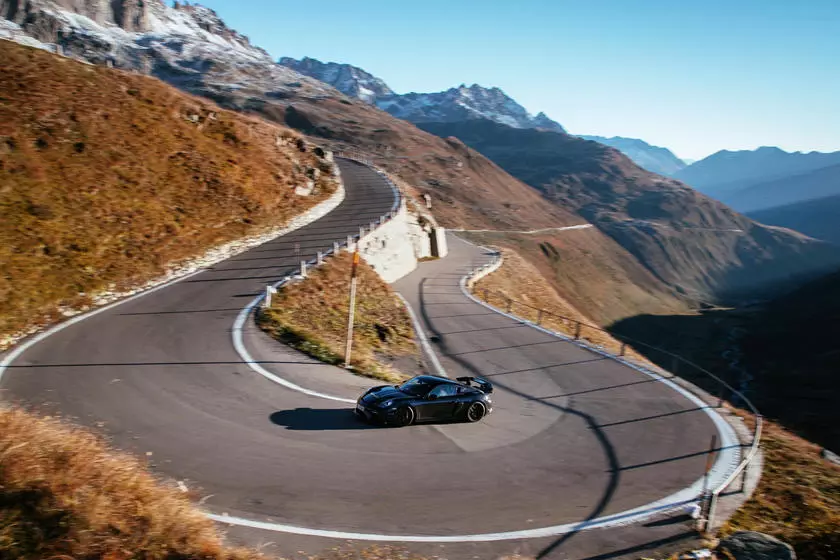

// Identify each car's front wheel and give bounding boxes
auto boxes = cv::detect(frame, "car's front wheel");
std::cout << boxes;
[465,402,486,423]
[393,406,415,427]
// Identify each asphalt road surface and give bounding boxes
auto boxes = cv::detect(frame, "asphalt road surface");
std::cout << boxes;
[1,158,730,559]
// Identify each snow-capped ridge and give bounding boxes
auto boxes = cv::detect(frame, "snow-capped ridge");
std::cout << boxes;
[278,56,566,133]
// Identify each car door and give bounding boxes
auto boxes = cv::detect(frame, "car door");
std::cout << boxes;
[418,383,460,421]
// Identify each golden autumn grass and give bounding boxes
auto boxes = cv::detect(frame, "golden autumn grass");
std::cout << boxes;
[257,252,419,382]
[0,40,336,345]
[471,247,651,363]
[0,407,266,560]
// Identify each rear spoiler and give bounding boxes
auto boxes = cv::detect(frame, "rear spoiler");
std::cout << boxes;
[456,376,493,394]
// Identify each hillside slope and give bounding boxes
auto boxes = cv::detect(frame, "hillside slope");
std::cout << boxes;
[0,40,335,342]
[748,194,840,246]
[418,119,840,302]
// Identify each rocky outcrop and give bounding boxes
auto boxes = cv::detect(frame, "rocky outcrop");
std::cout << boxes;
[716,532,796,560]
[1,0,149,39]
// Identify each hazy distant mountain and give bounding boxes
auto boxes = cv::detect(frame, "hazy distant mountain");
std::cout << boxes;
[723,162,840,212]
[674,146,840,199]
[579,135,686,176]
[749,194,840,246]
[277,57,566,133]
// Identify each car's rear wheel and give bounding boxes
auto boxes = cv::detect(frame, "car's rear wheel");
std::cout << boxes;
[393,406,415,427]
[465,402,486,423]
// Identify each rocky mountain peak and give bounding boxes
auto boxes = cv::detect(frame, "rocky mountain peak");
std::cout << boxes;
[277,56,394,102]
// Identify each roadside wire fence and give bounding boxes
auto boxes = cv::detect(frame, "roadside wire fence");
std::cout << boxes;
[467,259,762,531]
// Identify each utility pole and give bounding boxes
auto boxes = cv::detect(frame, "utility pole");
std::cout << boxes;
[343,251,361,369]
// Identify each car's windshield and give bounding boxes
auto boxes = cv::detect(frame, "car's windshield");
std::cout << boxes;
[398,378,434,397]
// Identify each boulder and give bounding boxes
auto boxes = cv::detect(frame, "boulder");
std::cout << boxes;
[716,531,795,560]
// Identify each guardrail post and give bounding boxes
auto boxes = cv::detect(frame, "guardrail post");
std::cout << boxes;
[619,342,627,356]
[317,251,323,265]
[574,322,582,340]
[333,241,340,254]
[370,221,376,232]
[347,235,353,251]
[300,260,307,278]
[264,286,275,308]
[359,226,365,237]
[536,309,543,326]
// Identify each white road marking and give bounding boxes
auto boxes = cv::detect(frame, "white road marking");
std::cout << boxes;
[395,293,447,378]
[451,224,593,234]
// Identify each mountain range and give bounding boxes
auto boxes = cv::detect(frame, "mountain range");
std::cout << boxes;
[3,0,840,307]
[672,147,840,245]
[674,146,840,202]
[278,56,567,133]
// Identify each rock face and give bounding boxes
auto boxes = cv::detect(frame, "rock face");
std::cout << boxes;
[277,57,566,133]
[716,531,796,560]
[1,0,148,36]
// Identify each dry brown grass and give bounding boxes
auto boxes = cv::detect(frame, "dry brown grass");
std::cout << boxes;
[0,40,336,345]
[472,246,655,363]
[257,252,419,382]
[0,407,266,560]
[721,417,840,560]
[461,229,687,326]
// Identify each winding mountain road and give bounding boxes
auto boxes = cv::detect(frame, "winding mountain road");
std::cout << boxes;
[0,159,739,559]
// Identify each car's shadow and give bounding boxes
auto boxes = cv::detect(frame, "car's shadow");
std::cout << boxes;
[270,408,382,431]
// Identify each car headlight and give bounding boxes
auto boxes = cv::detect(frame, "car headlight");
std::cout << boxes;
[380,400,394,408]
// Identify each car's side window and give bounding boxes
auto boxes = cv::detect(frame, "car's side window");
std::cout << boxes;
[430,384,458,398]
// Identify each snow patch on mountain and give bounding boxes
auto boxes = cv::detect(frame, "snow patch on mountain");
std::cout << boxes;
[278,56,566,133]
[1,0,337,104]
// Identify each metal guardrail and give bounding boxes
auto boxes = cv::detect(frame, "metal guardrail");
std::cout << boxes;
[465,252,762,532]
[263,153,404,306]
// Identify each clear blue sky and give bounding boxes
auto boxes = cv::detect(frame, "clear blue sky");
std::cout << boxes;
[196,0,838,160]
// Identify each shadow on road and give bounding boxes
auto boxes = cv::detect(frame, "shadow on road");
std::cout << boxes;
[270,408,380,431]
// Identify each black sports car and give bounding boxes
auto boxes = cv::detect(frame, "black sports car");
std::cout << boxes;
[355,375,493,426]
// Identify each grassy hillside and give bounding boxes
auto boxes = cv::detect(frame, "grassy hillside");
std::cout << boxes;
[722,417,840,560]
[0,41,336,344]
[257,252,420,382]
[461,228,687,325]
[0,407,265,560]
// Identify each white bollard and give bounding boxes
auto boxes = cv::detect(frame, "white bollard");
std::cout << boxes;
[347,235,353,251]
[333,241,340,254]
[300,260,307,278]
[317,251,323,265]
